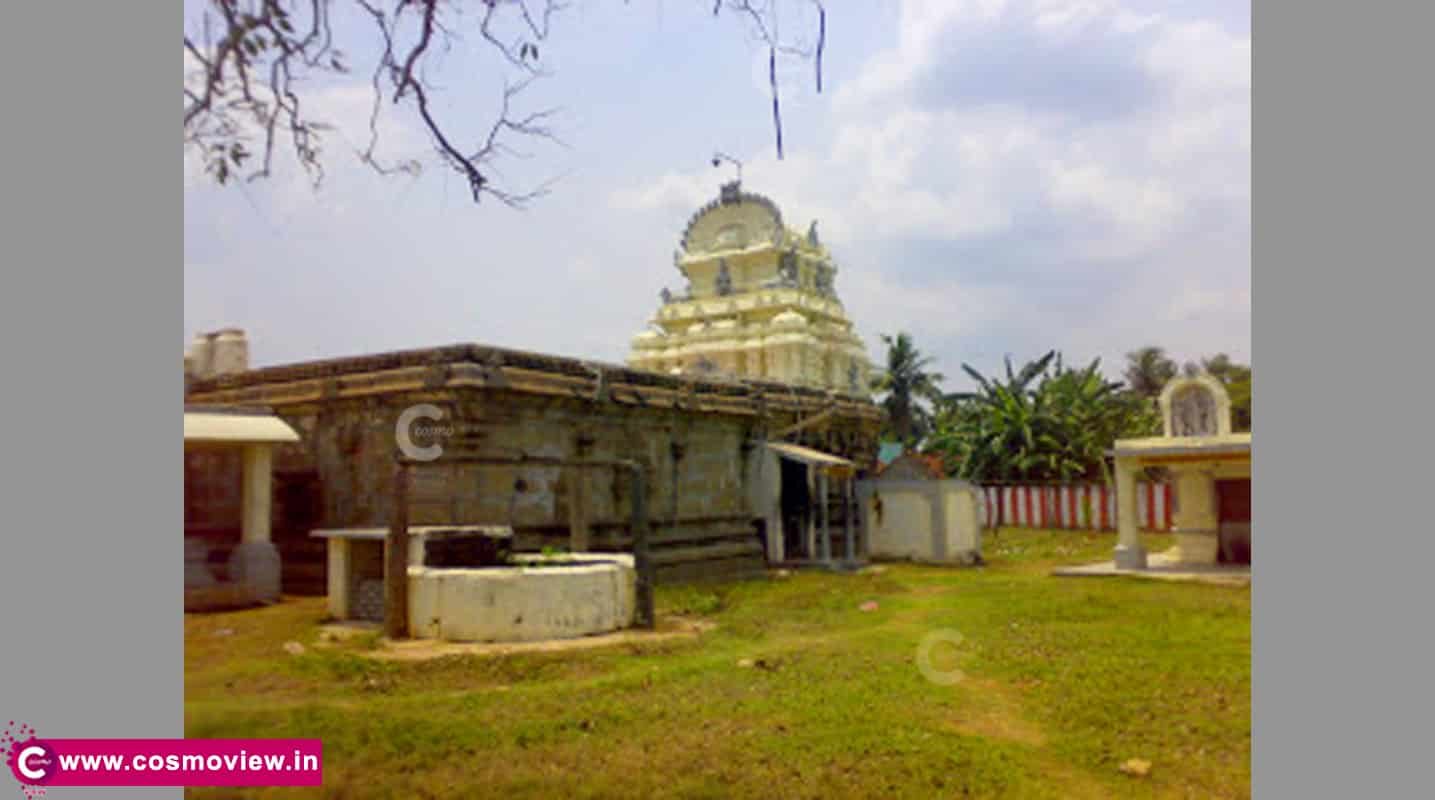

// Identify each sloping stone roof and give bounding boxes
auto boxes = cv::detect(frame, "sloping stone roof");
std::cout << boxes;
[184,341,882,424]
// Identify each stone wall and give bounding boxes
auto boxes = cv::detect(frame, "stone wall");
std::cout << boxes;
[184,449,243,538]
[276,390,762,532]
[185,343,883,580]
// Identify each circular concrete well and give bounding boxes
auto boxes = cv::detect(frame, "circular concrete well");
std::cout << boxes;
[407,553,636,643]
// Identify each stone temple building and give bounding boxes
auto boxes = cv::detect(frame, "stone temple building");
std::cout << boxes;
[628,181,873,395]
[184,331,883,596]
[182,186,887,603]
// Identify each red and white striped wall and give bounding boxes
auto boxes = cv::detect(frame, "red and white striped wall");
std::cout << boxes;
[978,483,1172,531]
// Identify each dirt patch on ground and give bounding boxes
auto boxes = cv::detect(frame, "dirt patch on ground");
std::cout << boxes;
[941,678,1048,747]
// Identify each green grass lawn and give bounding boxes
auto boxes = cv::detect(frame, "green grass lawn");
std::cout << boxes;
[185,529,1249,799]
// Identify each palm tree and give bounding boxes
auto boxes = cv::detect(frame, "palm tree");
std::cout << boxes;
[870,332,946,448]
[1124,346,1178,399]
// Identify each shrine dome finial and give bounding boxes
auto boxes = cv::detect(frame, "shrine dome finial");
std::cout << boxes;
[679,182,786,255]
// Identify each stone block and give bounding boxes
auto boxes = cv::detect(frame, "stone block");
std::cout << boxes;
[226,541,282,604]
[1174,530,1220,566]
[1114,543,1148,570]
[184,538,216,589]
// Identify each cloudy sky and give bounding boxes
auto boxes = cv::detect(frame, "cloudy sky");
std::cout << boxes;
[184,0,1250,390]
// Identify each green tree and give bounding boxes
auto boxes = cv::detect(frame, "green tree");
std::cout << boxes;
[870,332,946,448]
[929,352,1158,483]
[1124,346,1179,399]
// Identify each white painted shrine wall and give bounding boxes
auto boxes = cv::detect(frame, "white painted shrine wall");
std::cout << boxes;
[857,479,982,565]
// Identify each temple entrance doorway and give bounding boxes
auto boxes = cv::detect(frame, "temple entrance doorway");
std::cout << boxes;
[779,457,812,560]
[1217,478,1252,565]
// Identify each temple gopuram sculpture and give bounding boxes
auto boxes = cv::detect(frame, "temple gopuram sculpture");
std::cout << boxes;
[628,180,873,395]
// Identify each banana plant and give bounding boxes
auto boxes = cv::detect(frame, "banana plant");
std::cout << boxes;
[927,352,1159,483]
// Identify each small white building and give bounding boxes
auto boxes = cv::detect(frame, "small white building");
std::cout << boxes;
[1110,375,1252,570]
[747,441,865,565]
[855,478,983,566]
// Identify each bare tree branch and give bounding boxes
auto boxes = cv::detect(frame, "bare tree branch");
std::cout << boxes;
[184,1,827,205]
[714,1,826,161]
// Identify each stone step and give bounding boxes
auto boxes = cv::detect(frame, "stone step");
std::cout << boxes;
[602,526,761,551]
[651,539,765,567]
[655,554,769,585]
[515,526,759,553]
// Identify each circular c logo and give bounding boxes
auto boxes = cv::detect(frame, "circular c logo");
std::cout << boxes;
[915,629,966,686]
[13,741,58,785]
[396,404,445,462]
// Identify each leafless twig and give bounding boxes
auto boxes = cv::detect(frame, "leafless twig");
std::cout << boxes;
[184,1,827,205]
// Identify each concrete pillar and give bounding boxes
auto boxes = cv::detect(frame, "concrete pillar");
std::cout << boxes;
[1170,466,1219,566]
[326,537,352,619]
[241,444,273,545]
[1113,458,1147,569]
[228,443,281,603]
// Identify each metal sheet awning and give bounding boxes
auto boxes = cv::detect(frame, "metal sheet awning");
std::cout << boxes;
[184,412,300,445]
[766,442,854,474]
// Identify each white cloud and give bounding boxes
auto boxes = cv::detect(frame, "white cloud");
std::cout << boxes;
[1165,283,1251,323]
[609,171,712,215]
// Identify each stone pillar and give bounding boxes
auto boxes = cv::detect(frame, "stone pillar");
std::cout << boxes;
[752,448,784,563]
[1113,459,1147,569]
[805,464,817,559]
[228,443,281,603]
[1170,466,1219,566]
[843,477,855,563]
[569,435,594,553]
[818,471,831,562]
[567,476,591,553]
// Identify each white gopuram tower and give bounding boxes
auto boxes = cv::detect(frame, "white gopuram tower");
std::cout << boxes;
[628,180,872,396]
